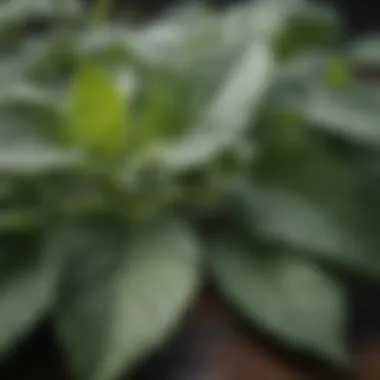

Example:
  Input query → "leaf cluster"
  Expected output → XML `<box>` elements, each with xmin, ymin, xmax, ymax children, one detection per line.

<box><xmin>1</xmin><ymin>0</ymin><xmax>380</xmax><ymax>379</ymax></box>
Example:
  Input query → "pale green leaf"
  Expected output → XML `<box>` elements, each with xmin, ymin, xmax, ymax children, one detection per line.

<box><xmin>228</xmin><ymin>179</ymin><xmax>380</xmax><ymax>277</ymax></box>
<box><xmin>0</xmin><ymin>146</ymin><xmax>85</xmax><ymax>176</ymax></box>
<box><xmin>0</xmin><ymin>94</ymin><xmax>85</xmax><ymax>175</ymax></box>
<box><xmin>226</xmin><ymin>134</ymin><xmax>380</xmax><ymax>276</ymax></box>
<box><xmin>145</xmin><ymin>0</ymin><xmax>297</xmax><ymax>171</ymax></box>
<box><xmin>157</xmin><ymin>41</ymin><xmax>276</xmax><ymax>171</ymax></box>
<box><xmin>349</xmin><ymin>34</ymin><xmax>380</xmax><ymax>68</ymax></box>
<box><xmin>305</xmin><ymin>85</ymin><xmax>380</xmax><ymax>147</ymax></box>
<box><xmin>53</xmin><ymin>216</ymin><xmax>201</xmax><ymax>380</ymax></box>
<box><xmin>211</xmin><ymin>238</ymin><xmax>347</xmax><ymax>364</ymax></box>
<box><xmin>0</xmin><ymin>0</ymin><xmax>82</xmax><ymax>22</ymax></box>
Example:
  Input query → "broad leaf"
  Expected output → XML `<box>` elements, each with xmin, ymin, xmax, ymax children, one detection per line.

<box><xmin>227</xmin><ymin>136</ymin><xmax>380</xmax><ymax>276</ymax></box>
<box><xmin>148</xmin><ymin>0</ymin><xmax>295</xmax><ymax>171</ymax></box>
<box><xmin>210</xmin><ymin>238</ymin><xmax>346</xmax><ymax>363</ymax></box>
<box><xmin>228</xmin><ymin>181</ymin><xmax>379</xmax><ymax>274</ymax></box>
<box><xmin>0</xmin><ymin>233</ymin><xmax>59</xmax><ymax>355</ymax></box>
<box><xmin>53</xmin><ymin>216</ymin><xmax>201</xmax><ymax>380</ymax></box>
<box><xmin>176</xmin><ymin>45</ymin><xmax>247</xmax><ymax>129</ymax></box>
<box><xmin>157</xmin><ymin>40</ymin><xmax>276</xmax><ymax>171</ymax></box>
<box><xmin>66</xmin><ymin>63</ymin><xmax>128</xmax><ymax>157</ymax></box>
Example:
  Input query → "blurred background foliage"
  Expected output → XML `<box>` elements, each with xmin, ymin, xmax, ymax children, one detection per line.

<box><xmin>0</xmin><ymin>0</ymin><xmax>380</xmax><ymax>379</ymax></box>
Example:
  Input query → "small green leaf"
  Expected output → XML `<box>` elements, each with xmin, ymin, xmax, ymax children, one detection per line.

<box><xmin>275</xmin><ymin>3</ymin><xmax>340</xmax><ymax>60</ymax></box>
<box><xmin>323</xmin><ymin>55</ymin><xmax>351</xmax><ymax>89</ymax></box>
<box><xmin>211</xmin><ymin>238</ymin><xmax>346</xmax><ymax>364</ymax></box>
<box><xmin>90</xmin><ymin>0</ymin><xmax>113</xmax><ymax>23</ymax></box>
<box><xmin>0</xmin><ymin>234</ymin><xmax>59</xmax><ymax>355</ymax></box>
<box><xmin>133</xmin><ymin>77</ymin><xmax>184</xmax><ymax>152</ymax></box>
<box><xmin>0</xmin><ymin>86</ymin><xmax>65</xmax><ymax>145</ymax></box>
<box><xmin>66</xmin><ymin>63</ymin><xmax>128</xmax><ymax>157</ymax></box>
<box><xmin>349</xmin><ymin>34</ymin><xmax>380</xmax><ymax>68</ymax></box>
<box><xmin>0</xmin><ymin>146</ymin><xmax>85</xmax><ymax>176</ymax></box>
<box><xmin>53</xmin><ymin>215</ymin><xmax>201</xmax><ymax>380</ymax></box>
<box><xmin>0</xmin><ymin>180</ymin><xmax>45</xmax><ymax>230</ymax></box>
<box><xmin>0</xmin><ymin>0</ymin><xmax>82</xmax><ymax>20</ymax></box>
<box><xmin>0</xmin><ymin>92</ymin><xmax>85</xmax><ymax>176</ymax></box>
<box><xmin>305</xmin><ymin>85</ymin><xmax>380</xmax><ymax>147</ymax></box>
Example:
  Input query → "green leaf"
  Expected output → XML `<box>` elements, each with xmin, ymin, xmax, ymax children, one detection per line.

<box><xmin>123</xmin><ymin>0</ymin><xmax>284</xmax><ymax>71</ymax></box>
<box><xmin>0</xmin><ymin>146</ymin><xmax>85</xmax><ymax>176</ymax></box>
<box><xmin>143</xmin><ymin>0</ymin><xmax>296</xmax><ymax>171</ymax></box>
<box><xmin>231</xmin><ymin>182</ymin><xmax>349</xmax><ymax>252</ymax></box>
<box><xmin>132</xmin><ymin>76</ymin><xmax>185</xmax><ymax>152</ymax></box>
<box><xmin>0</xmin><ymin>180</ymin><xmax>45</xmax><ymax>230</ymax></box>
<box><xmin>323</xmin><ymin>55</ymin><xmax>351</xmax><ymax>90</ymax></box>
<box><xmin>227</xmin><ymin>138</ymin><xmax>380</xmax><ymax>276</ymax></box>
<box><xmin>176</xmin><ymin>42</ymin><xmax>250</xmax><ymax>130</ymax></box>
<box><xmin>157</xmin><ymin>40</ymin><xmax>276</xmax><ymax>171</ymax></box>
<box><xmin>229</xmin><ymin>180</ymin><xmax>380</xmax><ymax>276</ymax></box>
<box><xmin>263</xmin><ymin>54</ymin><xmax>323</xmax><ymax>119</ymax></box>
<box><xmin>0</xmin><ymin>84</ymin><xmax>65</xmax><ymax>143</ymax></box>
<box><xmin>275</xmin><ymin>2</ymin><xmax>341</xmax><ymax>60</ymax></box>
<box><xmin>305</xmin><ymin>85</ymin><xmax>380</xmax><ymax>147</ymax></box>
<box><xmin>0</xmin><ymin>233</ymin><xmax>59</xmax><ymax>355</ymax></box>
<box><xmin>117</xmin><ymin>7</ymin><xmax>200</xmax><ymax>69</ymax></box>
<box><xmin>90</xmin><ymin>0</ymin><xmax>113</xmax><ymax>23</ymax></box>
<box><xmin>210</xmin><ymin>237</ymin><xmax>346</xmax><ymax>364</ymax></box>
<box><xmin>0</xmin><ymin>0</ymin><xmax>82</xmax><ymax>20</ymax></box>
<box><xmin>349</xmin><ymin>34</ymin><xmax>380</xmax><ymax>68</ymax></box>
<box><xmin>53</xmin><ymin>215</ymin><xmax>201</xmax><ymax>380</ymax></box>
<box><xmin>66</xmin><ymin>63</ymin><xmax>128</xmax><ymax>157</ymax></box>
<box><xmin>0</xmin><ymin>0</ymin><xmax>82</xmax><ymax>47</ymax></box>
<box><xmin>0</xmin><ymin>90</ymin><xmax>86</xmax><ymax>175</ymax></box>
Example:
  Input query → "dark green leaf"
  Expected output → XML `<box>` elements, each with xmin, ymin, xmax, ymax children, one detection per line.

<box><xmin>0</xmin><ymin>180</ymin><xmax>46</xmax><ymax>230</ymax></box>
<box><xmin>0</xmin><ymin>233</ymin><xmax>59</xmax><ymax>355</ymax></box>
<box><xmin>275</xmin><ymin>2</ymin><xmax>341</xmax><ymax>60</ymax></box>
<box><xmin>131</xmin><ymin>76</ymin><xmax>185</xmax><ymax>153</ymax></box>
